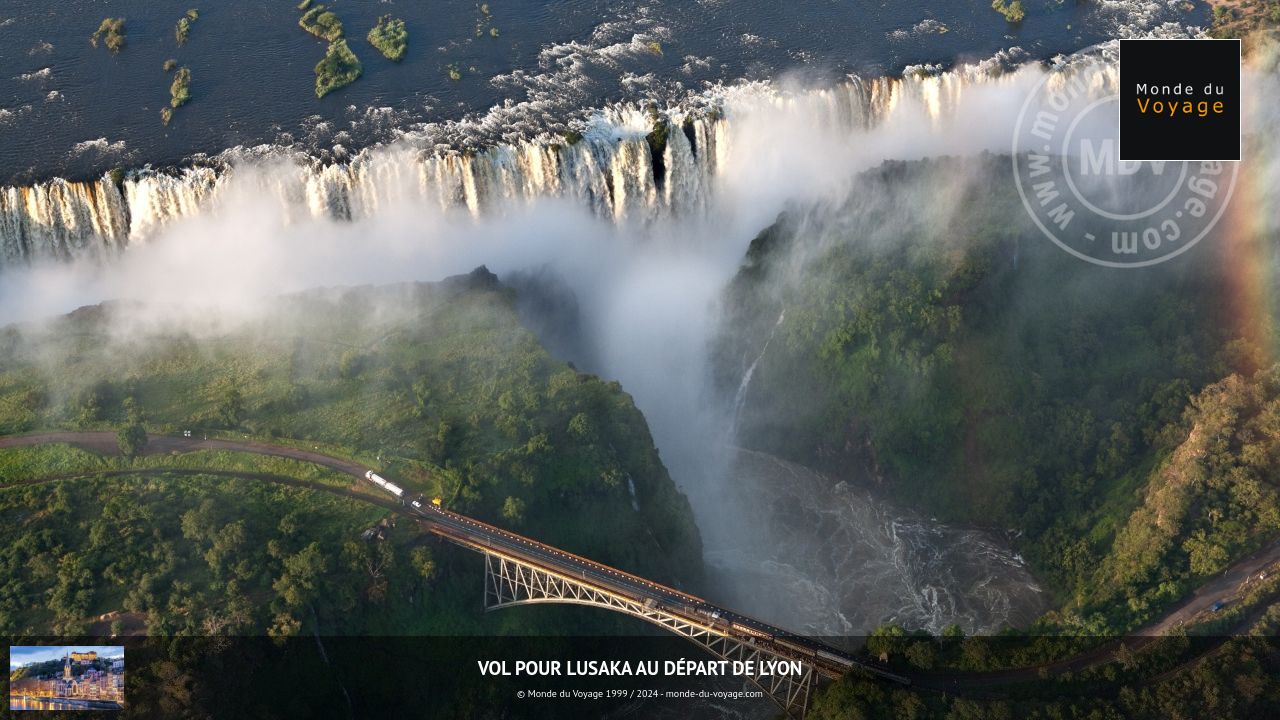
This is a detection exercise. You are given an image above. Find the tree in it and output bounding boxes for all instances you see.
[217,386,244,427]
[904,640,936,670]
[501,496,526,525]
[339,350,362,379]
[568,412,593,440]
[117,422,148,458]
[409,546,437,584]
[273,542,328,608]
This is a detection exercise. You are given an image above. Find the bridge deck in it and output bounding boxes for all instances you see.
[410,500,908,684]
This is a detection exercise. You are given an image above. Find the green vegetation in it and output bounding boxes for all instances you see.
[314,39,362,97]
[296,2,361,97]
[1208,0,1280,38]
[645,106,670,158]
[0,270,702,638]
[447,63,462,81]
[367,15,408,61]
[175,9,199,46]
[0,472,386,636]
[717,155,1278,633]
[992,0,1026,23]
[89,18,126,53]
[297,0,312,10]
[169,66,192,108]
[160,107,173,126]
[117,424,147,458]
[717,154,1280,720]
[299,5,345,42]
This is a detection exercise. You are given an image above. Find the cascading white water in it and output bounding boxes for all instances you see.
[0,56,1120,268]
[729,308,784,437]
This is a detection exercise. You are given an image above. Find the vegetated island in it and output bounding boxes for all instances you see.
[368,15,408,61]
[315,39,362,98]
[299,5,344,42]
[176,9,199,46]
[991,0,1026,23]
[161,67,192,125]
[90,18,126,52]
[297,4,361,98]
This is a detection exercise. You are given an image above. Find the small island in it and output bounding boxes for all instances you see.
[300,5,344,42]
[175,9,199,46]
[367,15,408,61]
[162,66,192,125]
[991,0,1026,23]
[315,39,362,98]
[90,18,126,53]
[170,67,192,108]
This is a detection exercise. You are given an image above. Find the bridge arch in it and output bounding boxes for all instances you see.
[483,551,818,718]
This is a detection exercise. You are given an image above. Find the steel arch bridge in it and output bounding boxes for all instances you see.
[483,549,821,717]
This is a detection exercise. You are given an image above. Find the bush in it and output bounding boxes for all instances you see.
[175,15,196,46]
[118,423,148,458]
[90,18,126,52]
[992,0,1026,22]
[367,15,408,61]
[300,6,344,41]
[314,39,362,98]
[170,67,192,108]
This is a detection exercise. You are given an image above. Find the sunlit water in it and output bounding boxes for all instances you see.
[0,0,1198,183]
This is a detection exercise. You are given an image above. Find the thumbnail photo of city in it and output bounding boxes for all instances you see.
[8,646,125,711]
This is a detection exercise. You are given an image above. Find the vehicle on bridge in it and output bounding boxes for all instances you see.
[360,466,913,693]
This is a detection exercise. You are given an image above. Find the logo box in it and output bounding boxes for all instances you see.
[1119,38,1241,162]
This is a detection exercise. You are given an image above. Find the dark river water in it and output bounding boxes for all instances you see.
[0,0,1200,183]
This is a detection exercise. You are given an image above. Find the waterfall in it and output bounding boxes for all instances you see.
[730,309,785,438]
[0,56,1120,268]
[626,476,640,512]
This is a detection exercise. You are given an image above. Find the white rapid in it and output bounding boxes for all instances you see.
[704,450,1046,637]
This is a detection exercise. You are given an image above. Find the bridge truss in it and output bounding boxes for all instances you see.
[483,550,818,719]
